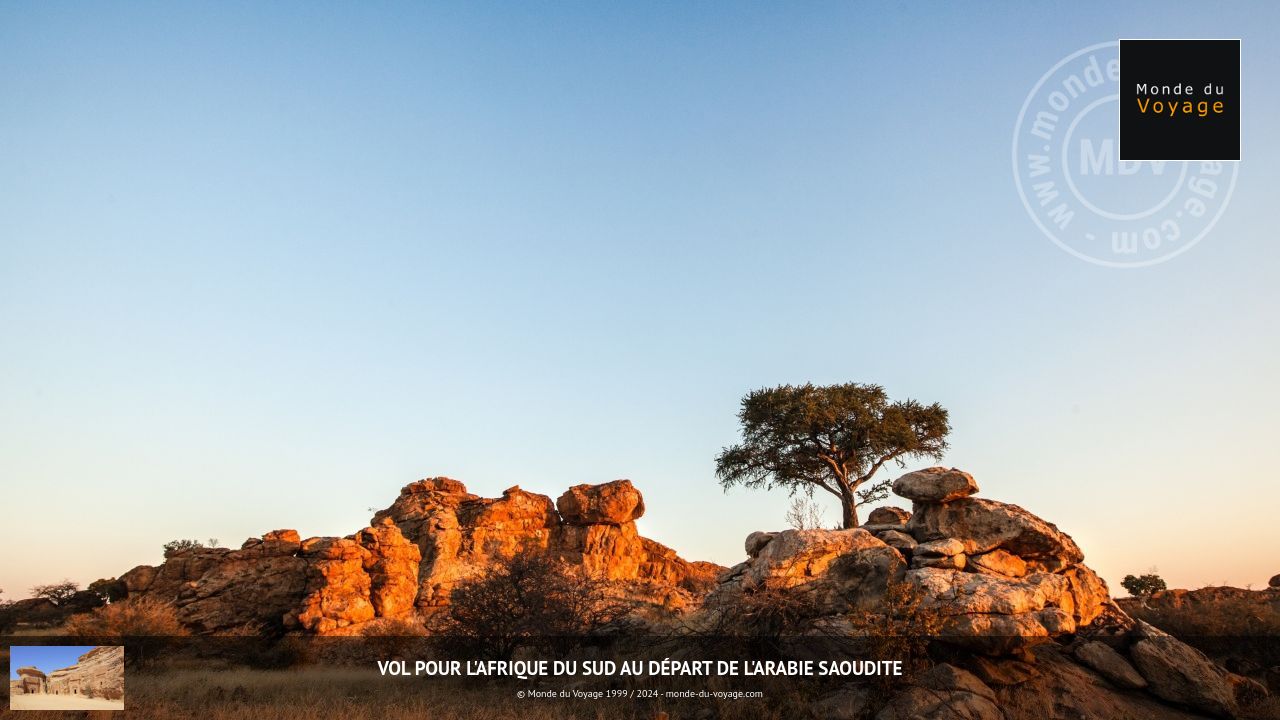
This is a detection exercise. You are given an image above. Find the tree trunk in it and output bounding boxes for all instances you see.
[839,485,858,529]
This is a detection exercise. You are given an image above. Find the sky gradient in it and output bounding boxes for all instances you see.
[2,2,1278,600]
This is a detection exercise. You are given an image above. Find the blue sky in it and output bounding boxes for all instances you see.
[9,646,98,679]
[1,2,1278,598]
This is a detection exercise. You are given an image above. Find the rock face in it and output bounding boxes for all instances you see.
[875,663,1002,720]
[13,667,47,695]
[370,478,716,610]
[909,497,1084,573]
[47,646,124,699]
[123,478,716,633]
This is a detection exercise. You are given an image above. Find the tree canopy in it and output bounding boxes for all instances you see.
[715,382,950,528]
[1121,573,1167,598]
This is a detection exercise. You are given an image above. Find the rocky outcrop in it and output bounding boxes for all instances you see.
[123,478,716,633]
[370,478,717,611]
[173,530,308,633]
[1270,574,1280,589]
[707,466,1266,719]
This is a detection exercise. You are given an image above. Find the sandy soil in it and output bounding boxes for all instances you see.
[10,693,125,710]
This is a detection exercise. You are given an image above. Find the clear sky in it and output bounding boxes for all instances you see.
[10,646,97,679]
[2,2,1277,600]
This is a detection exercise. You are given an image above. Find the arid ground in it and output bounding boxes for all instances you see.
[9,693,124,711]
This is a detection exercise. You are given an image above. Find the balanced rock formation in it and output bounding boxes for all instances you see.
[119,478,717,634]
[13,667,47,695]
[711,467,1267,719]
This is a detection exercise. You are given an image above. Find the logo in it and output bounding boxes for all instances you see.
[1012,42,1238,268]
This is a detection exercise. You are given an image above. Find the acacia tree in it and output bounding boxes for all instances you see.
[715,383,950,528]
[30,580,79,606]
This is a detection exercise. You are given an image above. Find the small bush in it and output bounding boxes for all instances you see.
[163,538,206,556]
[433,552,632,661]
[63,596,189,638]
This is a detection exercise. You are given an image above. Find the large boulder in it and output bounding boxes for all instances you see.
[866,506,910,527]
[119,564,159,595]
[1270,574,1280,589]
[907,568,1082,654]
[892,467,978,503]
[556,480,645,525]
[968,549,1028,578]
[726,529,905,614]
[1129,621,1238,718]
[1073,640,1147,689]
[908,497,1084,572]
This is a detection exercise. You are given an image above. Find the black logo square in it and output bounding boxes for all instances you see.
[1119,39,1240,161]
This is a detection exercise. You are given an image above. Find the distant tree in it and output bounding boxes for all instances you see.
[162,539,205,556]
[1122,573,1168,598]
[30,580,79,606]
[207,538,221,549]
[715,383,951,528]
[784,494,827,530]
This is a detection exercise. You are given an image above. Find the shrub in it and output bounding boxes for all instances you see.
[163,539,205,556]
[432,552,632,660]
[63,596,188,638]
